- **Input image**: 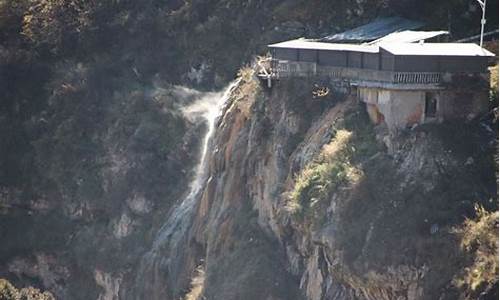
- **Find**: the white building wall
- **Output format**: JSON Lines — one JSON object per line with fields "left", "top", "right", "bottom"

{"left": 387, "top": 90, "right": 425, "bottom": 129}
{"left": 358, "top": 88, "right": 425, "bottom": 130}
{"left": 359, "top": 88, "right": 378, "bottom": 104}
{"left": 358, "top": 85, "right": 489, "bottom": 131}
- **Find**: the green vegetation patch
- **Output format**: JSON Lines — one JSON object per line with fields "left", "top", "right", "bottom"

{"left": 287, "top": 105, "right": 379, "bottom": 225}
{"left": 288, "top": 129, "right": 357, "bottom": 216}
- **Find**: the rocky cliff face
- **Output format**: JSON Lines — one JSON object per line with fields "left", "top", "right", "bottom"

{"left": 0, "top": 1, "right": 498, "bottom": 299}
{"left": 172, "top": 70, "right": 498, "bottom": 300}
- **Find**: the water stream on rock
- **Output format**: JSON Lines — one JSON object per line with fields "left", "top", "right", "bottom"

{"left": 134, "top": 80, "right": 240, "bottom": 299}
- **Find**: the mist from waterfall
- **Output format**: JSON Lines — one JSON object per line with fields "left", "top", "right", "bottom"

{"left": 133, "top": 79, "right": 240, "bottom": 299}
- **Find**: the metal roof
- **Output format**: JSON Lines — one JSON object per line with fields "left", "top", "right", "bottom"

{"left": 320, "top": 17, "right": 424, "bottom": 43}
{"left": 268, "top": 39, "right": 495, "bottom": 57}
{"left": 268, "top": 39, "right": 379, "bottom": 53}
{"left": 380, "top": 43, "right": 495, "bottom": 56}
{"left": 367, "top": 30, "right": 449, "bottom": 45}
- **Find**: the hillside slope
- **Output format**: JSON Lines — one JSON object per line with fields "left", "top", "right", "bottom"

{"left": 0, "top": 0, "right": 498, "bottom": 298}
{"left": 178, "top": 71, "right": 498, "bottom": 300}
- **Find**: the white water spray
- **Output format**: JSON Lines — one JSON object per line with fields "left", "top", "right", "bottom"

{"left": 134, "top": 81, "right": 240, "bottom": 287}
{"left": 151, "top": 80, "right": 239, "bottom": 248}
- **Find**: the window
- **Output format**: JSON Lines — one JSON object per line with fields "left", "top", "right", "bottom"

{"left": 425, "top": 92, "right": 438, "bottom": 118}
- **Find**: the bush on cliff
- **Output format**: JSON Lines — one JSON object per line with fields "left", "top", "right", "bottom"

{"left": 454, "top": 205, "right": 499, "bottom": 299}
{"left": 288, "top": 129, "right": 357, "bottom": 217}
{"left": 0, "top": 279, "right": 54, "bottom": 300}
{"left": 287, "top": 104, "right": 379, "bottom": 225}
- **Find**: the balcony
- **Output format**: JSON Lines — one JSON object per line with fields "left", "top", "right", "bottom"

{"left": 269, "top": 60, "right": 443, "bottom": 88}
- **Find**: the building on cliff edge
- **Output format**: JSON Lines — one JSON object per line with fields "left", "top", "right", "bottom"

{"left": 262, "top": 34, "right": 495, "bottom": 130}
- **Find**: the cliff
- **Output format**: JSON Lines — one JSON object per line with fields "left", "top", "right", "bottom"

{"left": 0, "top": 0, "right": 498, "bottom": 299}
{"left": 176, "top": 69, "right": 498, "bottom": 300}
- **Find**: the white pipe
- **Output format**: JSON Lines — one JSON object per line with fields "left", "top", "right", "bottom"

{"left": 476, "top": 0, "right": 486, "bottom": 47}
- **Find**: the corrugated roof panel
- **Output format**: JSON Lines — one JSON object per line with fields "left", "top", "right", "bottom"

{"left": 380, "top": 43, "right": 495, "bottom": 56}
{"left": 268, "top": 39, "right": 379, "bottom": 53}
{"left": 367, "top": 30, "right": 449, "bottom": 45}
{"left": 320, "top": 17, "right": 424, "bottom": 43}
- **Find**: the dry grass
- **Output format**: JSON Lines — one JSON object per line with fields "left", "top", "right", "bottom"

{"left": 233, "top": 65, "right": 259, "bottom": 117}
{"left": 0, "top": 278, "right": 55, "bottom": 300}
{"left": 490, "top": 64, "right": 498, "bottom": 93}
{"left": 287, "top": 129, "right": 361, "bottom": 216}
{"left": 183, "top": 265, "right": 206, "bottom": 300}
{"left": 236, "top": 65, "right": 255, "bottom": 84}
{"left": 453, "top": 204, "right": 499, "bottom": 297}
{"left": 319, "top": 130, "right": 352, "bottom": 159}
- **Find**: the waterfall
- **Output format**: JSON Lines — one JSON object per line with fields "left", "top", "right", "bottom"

{"left": 154, "top": 80, "right": 239, "bottom": 248}
{"left": 133, "top": 79, "right": 240, "bottom": 299}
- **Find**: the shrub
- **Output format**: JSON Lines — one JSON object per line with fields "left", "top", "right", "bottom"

{"left": 21, "top": 0, "right": 93, "bottom": 53}
{"left": 490, "top": 64, "right": 499, "bottom": 109}
{"left": 454, "top": 205, "right": 499, "bottom": 297}
{"left": 0, "top": 279, "right": 54, "bottom": 300}
{"left": 19, "top": 287, "right": 54, "bottom": 300}
{"left": 288, "top": 129, "right": 361, "bottom": 219}
{"left": 0, "top": 279, "right": 18, "bottom": 300}
{"left": 286, "top": 104, "right": 379, "bottom": 225}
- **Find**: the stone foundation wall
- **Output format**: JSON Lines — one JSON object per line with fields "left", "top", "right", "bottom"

{"left": 357, "top": 87, "right": 489, "bottom": 130}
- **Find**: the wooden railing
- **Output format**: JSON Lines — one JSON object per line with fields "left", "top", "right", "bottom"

{"left": 392, "top": 72, "right": 441, "bottom": 84}
{"left": 271, "top": 60, "right": 442, "bottom": 85}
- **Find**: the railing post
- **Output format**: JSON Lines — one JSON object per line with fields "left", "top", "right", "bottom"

{"left": 271, "top": 62, "right": 443, "bottom": 86}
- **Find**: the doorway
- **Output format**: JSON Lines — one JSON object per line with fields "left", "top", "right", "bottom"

{"left": 425, "top": 92, "right": 438, "bottom": 119}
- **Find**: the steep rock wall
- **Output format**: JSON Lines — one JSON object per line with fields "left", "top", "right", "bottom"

{"left": 183, "top": 72, "right": 497, "bottom": 300}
